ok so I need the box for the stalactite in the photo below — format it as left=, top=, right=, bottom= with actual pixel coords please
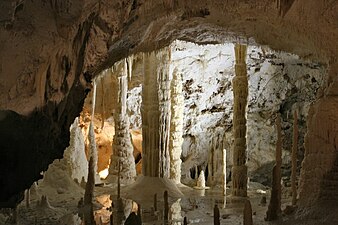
left=243, top=199, right=253, bottom=225
left=169, top=70, right=184, bottom=184
left=292, top=110, right=298, bottom=206
left=142, top=48, right=171, bottom=178
left=231, top=44, right=248, bottom=197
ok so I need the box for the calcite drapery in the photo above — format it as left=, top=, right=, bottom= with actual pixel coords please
left=169, top=69, right=184, bottom=183
left=142, top=48, right=171, bottom=178
left=231, top=44, right=248, bottom=197
left=108, top=59, right=136, bottom=182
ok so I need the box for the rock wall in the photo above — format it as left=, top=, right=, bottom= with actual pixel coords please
left=0, top=0, right=337, bottom=211
left=298, top=64, right=338, bottom=219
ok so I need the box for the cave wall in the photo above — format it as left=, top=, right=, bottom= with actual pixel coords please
left=125, top=41, right=325, bottom=185
left=0, top=0, right=337, bottom=211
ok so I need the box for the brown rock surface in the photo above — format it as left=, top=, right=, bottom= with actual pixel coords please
left=0, top=0, right=337, bottom=212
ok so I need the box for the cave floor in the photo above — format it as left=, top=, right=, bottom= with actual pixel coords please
left=0, top=176, right=320, bottom=225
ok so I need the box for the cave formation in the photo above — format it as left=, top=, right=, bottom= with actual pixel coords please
left=0, top=0, right=337, bottom=224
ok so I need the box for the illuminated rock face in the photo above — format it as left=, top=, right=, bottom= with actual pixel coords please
left=0, top=0, right=337, bottom=216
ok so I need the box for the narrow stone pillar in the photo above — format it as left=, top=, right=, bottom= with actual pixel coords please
left=164, top=190, right=169, bottom=222
left=275, top=114, right=282, bottom=211
left=222, top=149, right=227, bottom=197
left=84, top=81, right=98, bottom=205
left=142, top=49, right=171, bottom=177
left=243, top=199, right=253, bottom=225
left=169, top=70, right=184, bottom=183
left=108, top=59, right=136, bottom=182
left=231, top=44, right=248, bottom=197
left=25, top=189, right=30, bottom=208
left=214, top=204, right=220, bottom=225
left=291, top=110, right=298, bottom=206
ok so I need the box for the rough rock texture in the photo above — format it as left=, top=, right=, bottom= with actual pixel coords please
left=0, top=1, right=337, bottom=217
left=41, top=118, right=88, bottom=190
left=169, top=70, right=184, bottom=183
left=232, top=44, right=249, bottom=197
left=107, top=60, right=136, bottom=182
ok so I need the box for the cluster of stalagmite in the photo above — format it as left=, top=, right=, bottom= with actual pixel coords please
left=231, top=44, right=248, bottom=197
left=108, top=59, right=136, bottom=182
left=142, top=48, right=171, bottom=178
left=169, top=69, right=184, bottom=183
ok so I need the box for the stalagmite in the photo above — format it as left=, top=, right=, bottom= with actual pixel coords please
left=276, top=114, right=282, bottom=209
left=291, top=110, right=298, bottom=206
left=170, top=198, right=182, bottom=225
left=214, top=204, right=220, bottom=225
left=25, top=189, right=30, bottom=208
left=265, top=114, right=282, bottom=220
left=108, top=59, right=136, bottom=182
left=243, top=199, right=253, bottom=225
left=266, top=167, right=279, bottom=221
left=154, top=193, right=157, bottom=211
left=208, top=141, right=215, bottom=185
left=232, top=44, right=248, bottom=197
left=164, top=190, right=169, bottom=222
left=84, top=156, right=95, bottom=205
left=84, top=80, right=98, bottom=206
left=169, top=70, right=184, bottom=183
left=137, top=204, right=142, bottom=223
left=142, top=49, right=171, bottom=177
left=222, top=149, right=227, bottom=196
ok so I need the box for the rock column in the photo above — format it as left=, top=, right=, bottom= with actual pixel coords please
left=108, top=59, right=136, bottom=182
left=169, top=70, right=184, bottom=183
left=142, top=49, right=171, bottom=177
left=231, top=44, right=248, bottom=197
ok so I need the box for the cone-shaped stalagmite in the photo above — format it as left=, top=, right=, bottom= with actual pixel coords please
left=169, top=70, right=184, bottom=183
left=266, top=114, right=282, bottom=221
left=243, top=199, right=253, bottom=225
left=142, top=49, right=171, bottom=177
left=232, top=44, right=248, bottom=197
left=291, top=110, right=298, bottom=206
left=214, top=204, right=220, bottom=225
left=164, top=190, right=169, bottom=222
left=108, top=59, right=136, bottom=182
